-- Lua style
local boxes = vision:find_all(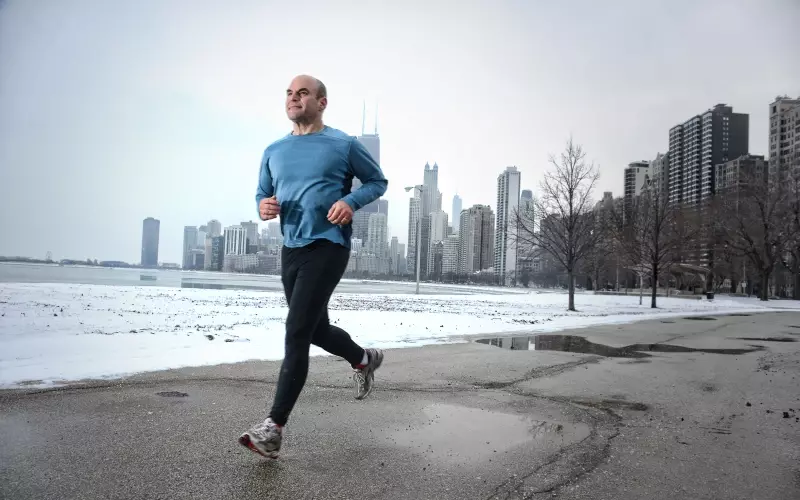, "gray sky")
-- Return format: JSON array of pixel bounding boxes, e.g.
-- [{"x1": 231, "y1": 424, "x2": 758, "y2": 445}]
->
[{"x1": 1, "y1": 0, "x2": 798, "y2": 264}]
